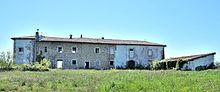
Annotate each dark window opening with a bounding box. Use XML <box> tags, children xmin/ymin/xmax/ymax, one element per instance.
<box><xmin>18</xmin><ymin>48</ymin><xmax>24</xmax><ymax>52</ymax></box>
<box><xmin>129</xmin><ymin>49</ymin><xmax>134</xmax><ymax>51</ymax></box>
<box><xmin>72</xmin><ymin>47</ymin><xmax>77</xmax><ymax>53</ymax></box>
<box><xmin>110</xmin><ymin>61</ymin><xmax>114</xmax><ymax>66</ymax></box>
<box><xmin>45</xmin><ymin>47</ymin><xmax>47</xmax><ymax>52</ymax></box>
<box><xmin>95</xmin><ymin>48</ymin><xmax>100</xmax><ymax>53</ymax></box>
<box><xmin>57</xmin><ymin>47</ymin><xmax>63</xmax><ymax>53</ymax></box>
<box><xmin>72</xmin><ymin>60</ymin><xmax>76</xmax><ymax>65</ymax></box>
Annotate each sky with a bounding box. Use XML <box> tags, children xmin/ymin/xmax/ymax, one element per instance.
<box><xmin>0</xmin><ymin>0</ymin><xmax>219</xmax><ymax>62</ymax></box>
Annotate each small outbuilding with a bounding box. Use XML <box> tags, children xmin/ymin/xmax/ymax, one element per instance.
<box><xmin>159</xmin><ymin>52</ymin><xmax>216</xmax><ymax>71</ymax></box>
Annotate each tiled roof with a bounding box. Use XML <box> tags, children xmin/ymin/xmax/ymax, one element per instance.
<box><xmin>165</xmin><ymin>52</ymin><xmax>216</xmax><ymax>62</ymax></box>
<box><xmin>11</xmin><ymin>36</ymin><xmax>166</xmax><ymax>47</ymax></box>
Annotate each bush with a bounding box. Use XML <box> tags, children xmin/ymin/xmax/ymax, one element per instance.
<box><xmin>195</xmin><ymin>66</ymin><xmax>207</xmax><ymax>71</ymax></box>
<box><xmin>135</xmin><ymin>64</ymin><xmax>149</xmax><ymax>70</ymax></box>
<box><xmin>215</xmin><ymin>64</ymin><xmax>220</xmax><ymax>69</ymax></box>
<box><xmin>12</xmin><ymin>59</ymin><xmax>50</xmax><ymax>71</ymax></box>
<box><xmin>116</xmin><ymin>66</ymin><xmax>126</xmax><ymax>69</ymax></box>
<box><xmin>151</xmin><ymin>60</ymin><xmax>162</xmax><ymax>70</ymax></box>
<box><xmin>31</xmin><ymin>59</ymin><xmax>50</xmax><ymax>71</ymax></box>
<box><xmin>13</xmin><ymin>64</ymin><xmax>31</xmax><ymax>71</ymax></box>
<box><xmin>207</xmin><ymin>62</ymin><xmax>216</xmax><ymax>69</ymax></box>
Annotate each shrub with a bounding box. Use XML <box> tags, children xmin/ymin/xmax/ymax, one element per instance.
<box><xmin>151</xmin><ymin>60</ymin><xmax>162</xmax><ymax>70</ymax></box>
<box><xmin>135</xmin><ymin>64</ymin><xmax>147</xmax><ymax>70</ymax></box>
<box><xmin>12</xmin><ymin>59</ymin><xmax>50</xmax><ymax>71</ymax></box>
<box><xmin>116</xmin><ymin>66</ymin><xmax>126</xmax><ymax>69</ymax></box>
<box><xmin>14</xmin><ymin>64</ymin><xmax>31</xmax><ymax>71</ymax></box>
<box><xmin>195</xmin><ymin>66</ymin><xmax>207</xmax><ymax>71</ymax></box>
<box><xmin>207</xmin><ymin>62</ymin><xmax>216</xmax><ymax>69</ymax></box>
<box><xmin>41</xmin><ymin>59</ymin><xmax>50</xmax><ymax>68</ymax></box>
<box><xmin>31</xmin><ymin>59</ymin><xmax>50</xmax><ymax>71</ymax></box>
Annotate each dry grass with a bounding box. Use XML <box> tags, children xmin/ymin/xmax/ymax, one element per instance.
<box><xmin>0</xmin><ymin>69</ymin><xmax>220</xmax><ymax>92</ymax></box>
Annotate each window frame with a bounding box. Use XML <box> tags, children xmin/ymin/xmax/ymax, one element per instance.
<box><xmin>44</xmin><ymin>46</ymin><xmax>48</xmax><ymax>53</ymax></box>
<box><xmin>72</xmin><ymin>46</ymin><xmax>77</xmax><ymax>54</ymax></box>
<box><xmin>18</xmin><ymin>47</ymin><xmax>24</xmax><ymax>54</ymax></box>
<box><xmin>110</xmin><ymin>61</ymin><xmax>114</xmax><ymax>66</ymax></box>
<box><xmin>57</xmin><ymin>46</ymin><xmax>63</xmax><ymax>53</ymax></box>
<box><xmin>110</xmin><ymin>47</ymin><xmax>115</xmax><ymax>54</ymax></box>
<box><xmin>94</xmin><ymin>47</ymin><xmax>100</xmax><ymax>54</ymax></box>
<box><xmin>147</xmin><ymin>49</ymin><xmax>153</xmax><ymax>57</ymax></box>
<box><xmin>129</xmin><ymin>48</ymin><xmax>134</xmax><ymax>58</ymax></box>
<box><xmin>72</xmin><ymin>59</ymin><xmax>77</xmax><ymax>65</ymax></box>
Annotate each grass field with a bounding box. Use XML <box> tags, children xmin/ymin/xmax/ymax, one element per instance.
<box><xmin>0</xmin><ymin>69</ymin><xmax>220</xmax><ymax>92</ymax></box>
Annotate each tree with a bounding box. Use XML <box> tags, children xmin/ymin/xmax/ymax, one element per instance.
<box><xmin>36</xmin><ymin>50</ymin><xmax>45</xmax><ymax>63</ymax></box>
<box><xmin>0</xmin><ymin>51</ymin><xmax>15</xmax><ymax>69</ymax></box>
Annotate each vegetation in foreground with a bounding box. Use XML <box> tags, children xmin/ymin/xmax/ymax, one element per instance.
<box><xmin>0</xmin><ymin>70</ymin><xmax>220</xmax><ymax>92</ymax></box>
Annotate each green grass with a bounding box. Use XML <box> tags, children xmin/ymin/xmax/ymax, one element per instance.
<box><xmin>0</xmin><ymin>69</ymin><xmax>220</xmax><ymax>92</ymax></box>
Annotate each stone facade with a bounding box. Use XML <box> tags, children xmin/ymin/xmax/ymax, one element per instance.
<box><xmin>114</xmin><ymin>45</ymin><xmax>164</xmax><ymax>68</ymax></box>
<box><xmin>14</xmin><ymin>39</ymin><xmax>35</xmax><ymax>64</ymax></box>
<box><xmin>12</xmin><ymin>32</ymin><xmax>166</xmax><ymax>69</ymax></box>
<box><xmin>37</xmin><ymin>42</ymin><xmax>115</xmax><ymax>69</ymax></box>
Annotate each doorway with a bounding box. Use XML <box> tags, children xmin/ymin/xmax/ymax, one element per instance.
<box><xmin>127</xmin><ymin>60</ymin><xmax>135</xmax><ymax>69</ymax></box>
<box><xmin>85</xmin><ymin>62</ymin><xmax>90</xmax><ymax>69</ymax></box>
<box><xmin>57</xmin><ymin>60</ymin><xmax>63</xmax><ymax>68</ymax></box>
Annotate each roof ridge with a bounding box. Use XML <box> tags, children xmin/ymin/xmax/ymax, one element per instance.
<box><xmin>166</xmin><ymin>52</ymin><xmax>216</xmax><ymax>62</ymax></box>
<box><xmin>11</xmin><ymin>35</ymin><xmax>166</xmax><ymax>46</ymax></box>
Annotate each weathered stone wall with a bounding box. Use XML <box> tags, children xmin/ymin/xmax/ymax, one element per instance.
<box><xmin>14</xmin><ymin>39</ymin><xmax>35</xmax><ymax>64</ymax></box>
<box><xmin>114</xmin><ymin>45</ymin><xmax>164</xmax><ymax>68</ymax></box>
<box><xmin>182</xmin><ymin>55</ymin><xmax>214</xmax><ymax>70</ymax></box>
<box><xmin>36</xmin><ymin>42</ymin><xmax>115</xmax><ymax>69</ymax></box>
<box><xmin>14</xmin><ymin>39</ymin><xmax>165</xmax><ymax>69</ymax></box>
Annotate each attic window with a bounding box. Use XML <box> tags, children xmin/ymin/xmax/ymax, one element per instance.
<box><xmin>57</xmin><ymin>47</ymin><xmax>63</xmax><ymax>53</ymax></box>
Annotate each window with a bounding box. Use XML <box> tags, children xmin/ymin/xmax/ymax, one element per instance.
<box><xmin>129</xmin><ymin>49</ymin><xmax>134</xmax><ymax>58</ymax></box>
<box><xmin>57</xmin><ymin>47</ymin><xmax>63</xmax><ymax>53</ymax></box>
<box><xmin>95</xmin><ymin>47</ymin><xmax>100</xmax><ymax>54</ymax></box>
<box><xmin>110</xmin><ymin>47</ymin><xmax>114</xmax><ymax>54</ymax></box>
<box><xmin>110</xmin><ymin>61</ymin><xmax>114</xmax><ymax>66</ymax></box>
<box><xmin>72</xmin><ymin>60</ymin><xmax>76</xmax><ymax>65</ymax></box>
<box><xmin>44</xmin><ymin>47</ymin><xmax>47</xmax><ymax>53</ymax></box>
<box><xmin>72</xmin><ymin>47</ymin><xmax>77</xmax><ymax>53</ymax></box>
<box><xmin>18</xmin><ymin>47</ymin><xmax>24</xmax><ymax>53</ymax></box>
<box><xmin>147</xmin><ymin>49</ymin><xmax>153</xmax><ymax>57</ymax></box>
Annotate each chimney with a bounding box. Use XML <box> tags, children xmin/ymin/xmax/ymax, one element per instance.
<box><xmin>80</xmin><ymin>34</ymin><xmax>83</xmax><ymax>38</ymax></box>
<box><xmin>69</xmin><ymin>34</ymin><xmax>73</xmax><ymax>39</ymax></box>
<box><xmin>101</xmin><ymin>37</ymin><xmax>104</xmax><ymax>39</ymax></box>
<box><xmin>35</xmin><ymin>29</ymin><xmax>40</xmax><ymax>41</ymax></box>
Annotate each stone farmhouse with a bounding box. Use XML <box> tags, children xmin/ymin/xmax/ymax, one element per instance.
<box><xmin>11</xmin><ymin>30</ymin><xmax>166</xmax><ymax>69</ymax></box>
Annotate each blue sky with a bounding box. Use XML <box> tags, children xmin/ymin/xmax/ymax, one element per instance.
<box><xmin>0</xmin><ymin>0</ymin><xmax>219</xmax><ymax>62</ymax></box>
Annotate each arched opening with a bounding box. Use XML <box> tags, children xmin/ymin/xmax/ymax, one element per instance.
<box><xmin>127</xmin><ymin>60</ymin><xmax>135</xmax><ymax>69</ymax></box>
